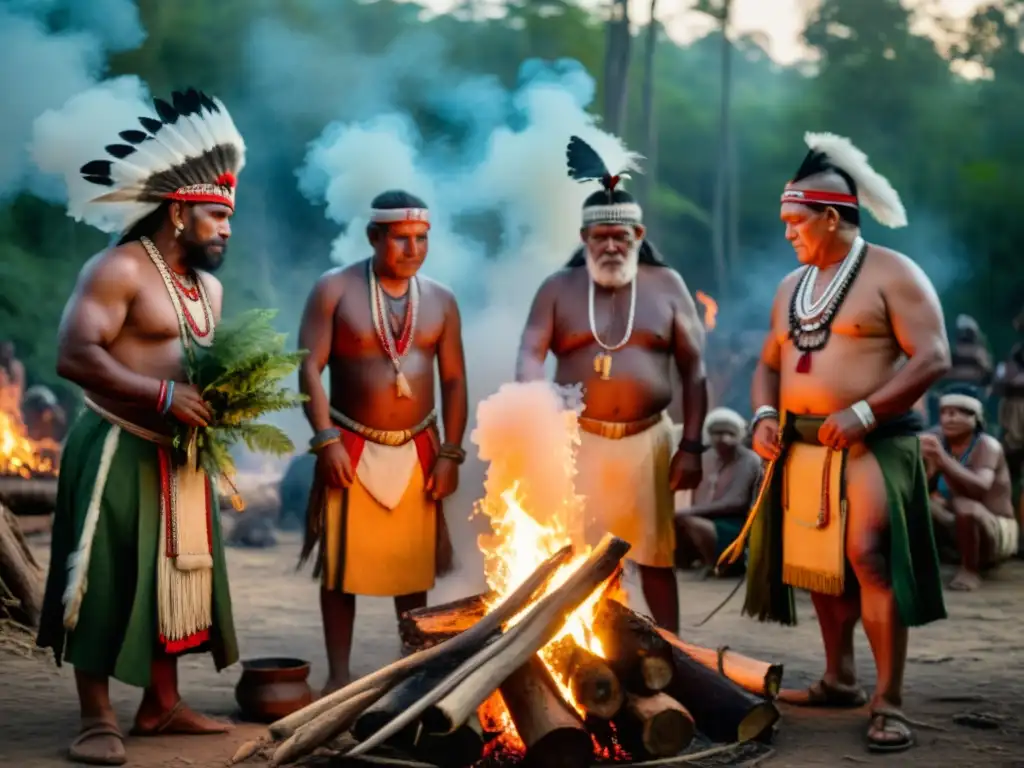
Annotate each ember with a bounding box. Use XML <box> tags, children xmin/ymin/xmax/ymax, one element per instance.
<box><xmin>695</xmin><ymin>290</ymin><xmax>718</xmax><ymax>331</ymax></box>
<box><xmin>0</xmin><ymin>384</ymin><xmax>58</xmax><ymax>479</ymax></box>
<box><xmin>265</xmin><ymin>383</ymin><xmax>782</xmax><ymax>767</ymax></box>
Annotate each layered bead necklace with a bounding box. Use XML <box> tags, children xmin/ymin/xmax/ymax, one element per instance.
<box><xmin>788</xmin><ymin>235</ymin><xmax>866</xmax><ymax>374</ymax></box>
<box><xmin>368</xmin><ymin>261</ymin><xmax>419</xmax><ymax>398</ymax></box>
<box><xmin>589</xmin><ymin>276</ymin><xmax>638</xmax><ymax>381</ymax></box>
<box><xmin>141</xmin><ymin>236</ymin><xmax>215</xmax><ymax>349</ymax></box>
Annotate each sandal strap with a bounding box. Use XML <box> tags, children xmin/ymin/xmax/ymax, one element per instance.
<box><xmin>74</xmin><ymin>723</ymin><xmax>124</xmax><ymax>743</ymax></box>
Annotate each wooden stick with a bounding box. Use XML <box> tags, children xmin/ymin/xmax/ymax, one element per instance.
<box><xmin>500</xmin><ymin>656</ymin><xmax>592</xmax><ymax>768</ymax></box>
<box><xmin>348</xmin><ymin>535</ymin><xmax>630</xmax><ymax>756</ymax></box>
<box><xmin>623</xmin><ymin>693</ymin><xmax>696</xmax><ymax>757</ymax></box>
<box><xmin>545</xmin><ymin>635</ymin><xmax>624</xmax><ymax>719</ymax></box>
<box><xmin>593</xmin><ymin>598</ymin><xmax>674</xmax><ymax>694</ymax></box>
<box><xmin>420</xmin><ymin>536</ymin><xmax>630</xmax><ymax>737</ymax></box>
<box><xmin>656</xmin><ymin>629</ymin><xmax>784</xmax><ymax>699</ymax></box>
<box><xmin>270</xmin><ymin>686</ymin><xmax>382</xmax><ymax>767</ymax></box>
<box><xmin>269</xmin><ymin>545</ymin><xmax>574</xmax><ymax>740</ymax></box>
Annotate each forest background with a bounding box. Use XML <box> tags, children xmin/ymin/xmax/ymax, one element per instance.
<box><xmin>1</xmin><ymin>0</ymin><xmax>1021</xmax><ymax>411</ymax></box>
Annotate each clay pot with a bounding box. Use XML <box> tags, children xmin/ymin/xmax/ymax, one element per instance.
<box><xmin>235</xmin><ymin>657</ymin><xmax>313</xmax><ymax>723</ymax></box>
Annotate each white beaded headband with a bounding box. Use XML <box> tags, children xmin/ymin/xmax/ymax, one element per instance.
<box><xmin>582</xmin><ymin>203</ymin><xmax>643</xmax><ymax>227</ymax></box>
<box><xmin>369</xmin><ymin>207</ymin><xmax>430</xmax><ymax>224</ymax></box>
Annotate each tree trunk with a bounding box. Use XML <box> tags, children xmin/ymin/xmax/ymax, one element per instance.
<box><xmin>711</xmin><ymin>0</ymin><xmax>734</xmax><ymax>296</ymax></box>
<box><xmin>603</xmin><ymin>0</ymin><xmax>632</xmax><ymax>136</ymax></box>
<box><xmin>638</xmin><ymin>0</ymin><xmax>659</xmax><ymax>211</ymax></box>
<box><xmin>0</xmin><ymin>503</ymin><xmax>44</xmax><ymax>627</ymax></box>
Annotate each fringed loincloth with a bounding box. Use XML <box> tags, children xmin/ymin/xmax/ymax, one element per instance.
<box><xmin>779</xmin><ymin>420</ymin><xmax>848</xmax><ymax>596</ymax></box>
<box><xmin>575</xmin><ymin>411</ymin><xmax>675</xmax><ymax>567</ymax></box>
<box><xmin>76</xmin><ymin>398</ymin><xmax>215</xmax><ymax>653</ymax></box>
<box><xmin>300</xmin><ymin>409</ymin><xmax>454</xmax><ymax>596</ymax></box>
<box><xmin>722</xmin><ymin>411</ymin><xmax>945</xmax><ymax>627</ymax></box>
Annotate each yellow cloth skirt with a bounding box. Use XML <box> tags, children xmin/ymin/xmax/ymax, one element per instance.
<box><xmin>321</xmin><ymin>464</ymin><xmax>437</xmax><ymax>596</ymax></box>
<box><xmin>575</xmin><ymin>414</ymin><xmax>676</xmax><ymax>567</ymax></box>
<box><xmin>781</xmin><ymin>442</ymin><xmax>847</xmax><ymax>596</ymax></box>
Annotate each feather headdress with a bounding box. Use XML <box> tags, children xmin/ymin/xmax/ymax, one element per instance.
<box><xmin>566</xmin><ymin>135</ymin><xmax>644</xmax><ymax>227</ymax></box>
<box><xmin>781</xmin><ymin>132</ymin><xmax>907</xmax><ymax>229</ymax></box>
<box><xmin>70</xmin><ymin>88</ymin><xmax>246</xmax><ymax>234</ymax></box>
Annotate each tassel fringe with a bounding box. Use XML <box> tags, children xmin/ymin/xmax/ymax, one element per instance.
<box><xmin>782</xmin><ymin>564</ymin><xmax>844</xmax><ymax>597</ymax></box>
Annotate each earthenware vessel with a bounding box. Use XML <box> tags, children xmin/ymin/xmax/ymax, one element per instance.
<box><xmin>235</xmin><ymin>657</ymin><xmax>313</xmax><ymax>723</ymax></box>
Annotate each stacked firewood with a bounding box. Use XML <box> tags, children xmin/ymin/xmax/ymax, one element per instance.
<box><xmin>0</xmin><ymin>503</ymin><xmax>44</xmax><ymax>630</ymax></box>
<box><xmin>0</xmin><ymin>475</ymin><xmax>58</xmax><ymax>517</ymax></box>
<box><xmin>255</xmin><ymin>536</ymin><xmax>782</xmax><ymax>768</ymax></box>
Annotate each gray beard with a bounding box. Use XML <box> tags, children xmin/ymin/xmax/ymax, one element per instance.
<box><xmin>585</xmin><ymin>249</ymin><xmax>639</xmax><ymax>289</ymax></box>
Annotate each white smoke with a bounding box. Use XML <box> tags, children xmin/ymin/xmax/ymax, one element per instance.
<box><xmin>297</xmin><ymin>59</ymin><xmax>644</xmax><ymax>595</ymax></box>
<box><xmin>1</xmin><ymin>0</ymin><xmax>146</xmax><ymax>201</ymax></box>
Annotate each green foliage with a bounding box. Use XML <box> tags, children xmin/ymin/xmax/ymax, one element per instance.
<box><xmin>176</xmin><ymin>309</ymin><xmax>308</xmax><ymax>478</ymax></box>
<box><xmin>3</xmin><ymin>0</ymin><xmax>1024</xmax><ymax>390</ymax></box>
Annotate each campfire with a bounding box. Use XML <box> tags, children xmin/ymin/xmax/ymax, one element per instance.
<box><xmin>251</xmin><ymin>384</ymin><xmax>782</xmax><ymax>768</ymax></box>
<box><xmin>0</xmin><ymin>384</ymin><xmax>59</xmax><ymax>517</ymax></box>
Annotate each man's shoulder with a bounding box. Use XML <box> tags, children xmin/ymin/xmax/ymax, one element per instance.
<box><xmin>416</xmin><ymin>274</ymin><xmax>458</xmax><ymax>305</ymax></box>
<box><xmin>864</xmin><ymin>243</ymin><xmax>926</xmax><ymax>281</ymax></box>
<box><xmin>737</xmin><ymin>444</ymin><xmax>761</xmax><ymax>468</ymax></box>
<box><xmin>536</xmin><ymin>267</ymin><xmax>578</xmax><ymax>297</ymax></box>
<box><xmin>976</xmin><ymin>432</ymin><xmax>1005</xmax><ymax>458</ymax></box>
<box><xmin>81</xmin><ymin>241</ymin><xmax>147</xmax><ymax>284</ymax></box>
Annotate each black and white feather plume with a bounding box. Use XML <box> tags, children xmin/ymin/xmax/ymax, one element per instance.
<box><xmin>32</xmin><ymin>86</ymin><xmax>245</xmax><ymax>234</ymax></box>
<box><xmin>566</xmin><ymin>135</ymin><xmax>642</xmax><ymax>200</ymax></box>
<box><xmin>803</xmin><ymin>132</ymin><xmax>907</xmax><ymax>228</ymax></box>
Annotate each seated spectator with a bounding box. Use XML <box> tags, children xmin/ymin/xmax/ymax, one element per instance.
<box><xmin>675</xmin><ymin>408</ymin><xmax>761</xmax><ymax>576</ymax></box>
<box><xmin>923</xmin><ymin>385</ymin><xmax>1019</xmax><ymax>591</ymax></box>
<box><xmin>22</xmin><ymin>385</ymin><xmax>68</xmax><ymax>443</ymax></box>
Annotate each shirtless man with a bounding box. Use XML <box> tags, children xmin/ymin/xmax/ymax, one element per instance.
<box><xmin>299</xmin><ymin>190</ymin><xmax>466</xmax><ymax>693</ymax></box>
<box><xmin>924</xmin><ymin>384</ymin><xmax>1018</xmax><ymax>589</ymax></box>
<box><xmin>34</xmin><ymin>89</ymin><xmax>244</xmax><ymax>765</ymax></box>
<box><xmin>724</xmin><ymin>133</ymin><xmax>949</xmax><ymax>753</ymax></box>
<box><xmin>675</xmin><ymin>408</ymin><xmax>760</xmax><ymax>574</ymax></box>
<box><xmin>517</xmin><ymin>136</ymin><xmax>706</xmax><ymax>633</ymax></box>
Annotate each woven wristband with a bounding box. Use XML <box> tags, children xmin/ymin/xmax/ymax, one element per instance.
<box><xmin>310</xmin><ymin>427</ymin><xmax>342</xmax><ymax>453</ymax></box>
<box><xmin>439</xmin><ymin>443</ymin><xmax>467</xmax><ymax>464</ymax></box>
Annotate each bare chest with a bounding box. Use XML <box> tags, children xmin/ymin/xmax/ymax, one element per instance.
<box><xmin>126</xmin><ymin>276</ymin><xmax>211</xmax><ymax>344</ymax></box>
<box><xmin>331</xmin><ymin>289</ymin><xmax>445</xmax><ymax>358</ymax></box>
<box><xmin>553</xmin><ymin>284</ymin><xmax>673</xmax><ymax>356</ymax></box>
<box><xmin>777</xmin><ymin>270</ymin><xmax>891</xmax><ymax>344</ymax></box>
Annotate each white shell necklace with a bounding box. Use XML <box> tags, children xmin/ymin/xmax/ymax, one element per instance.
<box><xmin>794</xmin><ymin>236</ymin><xmax>865</xmax><ymax>322</ymax></box>
<box><xmin>588</xmin><ymin>275</ymin><xmax>638</xmax><ymax>381</ymax></box>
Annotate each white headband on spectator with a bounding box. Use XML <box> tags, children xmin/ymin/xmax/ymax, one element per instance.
<box><xmin>939</xmin><ymin>393</ymin><xmax>983</xmax><ymax>417</ymax></box>
<box><xmin>369</xmin><ymin>207</ymin><xmax>430</xmax><ymax>224</ymax></box>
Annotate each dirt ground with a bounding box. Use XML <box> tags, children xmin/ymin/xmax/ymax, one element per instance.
<box><xmin>3</xmin><ymin>531</ymin><xmax>1023</xmax><ymax>768</ymax></box>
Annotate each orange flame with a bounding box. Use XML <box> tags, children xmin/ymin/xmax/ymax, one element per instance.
<box><xmin>0</xmin><ymin>384</ymin><xmax>58</xmax><ymax>478</ymax></box>
<box><xmin>696</xmin><ymin>290</ymin><xmax>718</xmax><ymax>331</ymax></box>
<box><xmin>472</xmin><ymin>400</ymin><xmax>624</xmax><ymax>744</ymax></box>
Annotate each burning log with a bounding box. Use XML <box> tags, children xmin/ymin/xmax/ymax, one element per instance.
<box><xmin>545</xmin><ymin>636</ymin><xmax>623</xmax><ymax>719</ymax></box>
<box><xmin>0</xmin><ymin>502</ymin><xmax>44</xmax><ymax>627</ymax></box>
<box><xmin>0</xmin><ymin>475</ymin><xmax>58</xmax><ymax>517</ymax></box>
<box><xmin>601</xmin><ymin>600</ymin><xmax>779</xmax><ymax>744</ymax></box>
<box><xmin>412</xmin><ymin>714</ymin><xmax>485</xmax><ymax>768</ymax></box>
<box><xmin>621</xmin><ymin>692</ymin><xmax>695</xmax><ymax>757</ymax></box>
<box><xmin>399</xmin><ymin>592</ymin><xmax>492</xmax><ymax>652</ymax></box>
<box><xmin>349</xmin><ymin>534</ymin><xmax>630</xmax><ymax>757</ymax></box>
<box><xmin>656</xmin><ymin>629</ymin><xmax>784</xmax><ymax>699</ymax></box>
<box><xmin>270</xmin><ymin>545</ymin><xmax>574</xmax><ymax>742</ymax></box>
<box><xmin>499</xmin><ymin>656</ymin><xmax>592</xmax><ymax>768</ymax></box>
<box><xmin>592</xmin><ymin>598</ymin><xmax>674</xmax><ymax>694</ymax></box>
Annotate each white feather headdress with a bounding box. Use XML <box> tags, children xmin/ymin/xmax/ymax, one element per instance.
<box><xmin>802</xmin><ymin>132</ymin><xmax>907</xmax><ymax>228</ymax></box>
<box><xmin>55</xmin><ymin>88</ymin><xmax>246</xmax><ymax>234</ymax></box>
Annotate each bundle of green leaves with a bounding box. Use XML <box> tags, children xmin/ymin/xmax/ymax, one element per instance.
<box><xmin>175</xmin><ymin>308</ymin><xmax>308</xmax><ymax>478</ymax></box>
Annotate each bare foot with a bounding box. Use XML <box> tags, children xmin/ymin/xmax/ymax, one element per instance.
<box><xmin>949</xmin><ymin>568</ymin><xmax>982</xmax><ymax>591</ymax></box>
<box><xmin>131</xmin><ymin>699</ymin><xmax>231</xmax><ymax>736</ymax></box>
<box><xmin>320</xmin><ymin>675</ymin><xmax>351</xmax><ymax>698</ymax></box>
<box><xmin>68</xmin><ymin>718</ymin><xmax>126</xmax><ymax>766</ymax></box>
